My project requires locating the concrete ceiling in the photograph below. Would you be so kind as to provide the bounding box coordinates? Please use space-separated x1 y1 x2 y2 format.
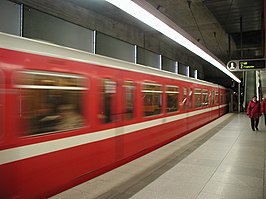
67 0 233 62
146 0 232 62
204 0 264 59
12 0 264 87
65 0 263 85
67 0 263 59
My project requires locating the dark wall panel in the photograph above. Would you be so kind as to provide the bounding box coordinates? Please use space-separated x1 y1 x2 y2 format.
0 0 21 35
162 57 177 73
137 47 160 69
96 32 135 63
23 6 94 52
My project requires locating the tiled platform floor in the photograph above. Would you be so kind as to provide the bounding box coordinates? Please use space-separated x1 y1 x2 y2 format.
51 113 266 199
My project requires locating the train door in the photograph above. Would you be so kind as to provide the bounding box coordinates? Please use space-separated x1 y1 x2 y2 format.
99 76 127 160
118 80 137 158
0 70 3 140
0 69 19 199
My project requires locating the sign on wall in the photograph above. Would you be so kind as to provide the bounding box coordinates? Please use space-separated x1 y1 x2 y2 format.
227 59 266 71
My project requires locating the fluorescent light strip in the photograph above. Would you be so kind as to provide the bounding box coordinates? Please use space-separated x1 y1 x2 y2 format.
105 0 241 83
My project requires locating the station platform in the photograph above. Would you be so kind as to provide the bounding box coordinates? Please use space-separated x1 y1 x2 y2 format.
51 113 266 199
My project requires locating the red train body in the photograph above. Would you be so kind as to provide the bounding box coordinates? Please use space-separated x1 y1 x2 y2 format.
0 32 228 198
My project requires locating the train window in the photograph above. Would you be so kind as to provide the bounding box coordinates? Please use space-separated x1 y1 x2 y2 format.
166 86 179 113
195 88 202 108
189 88 193 109
15 71 87 136
210 90 215 106
209 91 212 106
182 88 187 110
221 91 226 104
202 89 208 107
143 83 162 116
124 81 135 120
100 78 117 123
215 91 219 104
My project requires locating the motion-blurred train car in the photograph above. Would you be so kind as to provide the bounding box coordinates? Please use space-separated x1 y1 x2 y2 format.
0 32 228 198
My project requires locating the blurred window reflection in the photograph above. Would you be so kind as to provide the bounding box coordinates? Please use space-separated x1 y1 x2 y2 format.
99 78 117 124
124 81 135 120
189 88 193 110
166 85 179 113
15 70 87 136
215 91 219 105
195 88 202 108
182 87 187 111
143 83 162 117
210 90 214 106
203 89 208 107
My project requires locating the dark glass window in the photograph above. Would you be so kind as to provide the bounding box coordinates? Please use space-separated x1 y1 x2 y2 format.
195 88 202 108
210 90 215 106
124 81 135 120
100 78 117 123
215 91 219 105
203 89 208 107
166 86 179 113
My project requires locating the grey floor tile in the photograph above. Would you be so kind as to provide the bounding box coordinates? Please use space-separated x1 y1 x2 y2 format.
130 189 187 199
181 157 222 168
216 165 263 179
160 171 211 185
210 172 263 189
220 159 264 170
197 192 244 199
137 180 204 199
170 163 217 177
50 113 266 199
201 181 263 199
50 188 91 199
223 153 265 166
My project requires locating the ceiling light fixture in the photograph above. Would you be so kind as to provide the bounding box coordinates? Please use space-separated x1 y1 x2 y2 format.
105 0 241 83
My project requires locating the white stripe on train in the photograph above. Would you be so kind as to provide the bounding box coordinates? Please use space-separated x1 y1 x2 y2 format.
0 105 226 165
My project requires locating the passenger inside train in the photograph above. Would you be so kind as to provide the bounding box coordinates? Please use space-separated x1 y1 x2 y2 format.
56 104 84 130
36 103 59 133
16 70 86 135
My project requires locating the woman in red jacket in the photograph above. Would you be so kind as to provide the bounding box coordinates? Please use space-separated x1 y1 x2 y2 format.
247 96 261 131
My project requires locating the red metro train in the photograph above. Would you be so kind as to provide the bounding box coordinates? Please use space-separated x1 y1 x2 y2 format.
0 32 228 198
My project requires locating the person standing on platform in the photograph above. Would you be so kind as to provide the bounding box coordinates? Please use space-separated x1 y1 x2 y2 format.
246 96 261 131
261 97 266 126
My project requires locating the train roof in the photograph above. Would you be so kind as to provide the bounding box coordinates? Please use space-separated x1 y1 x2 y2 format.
0 32 225 88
